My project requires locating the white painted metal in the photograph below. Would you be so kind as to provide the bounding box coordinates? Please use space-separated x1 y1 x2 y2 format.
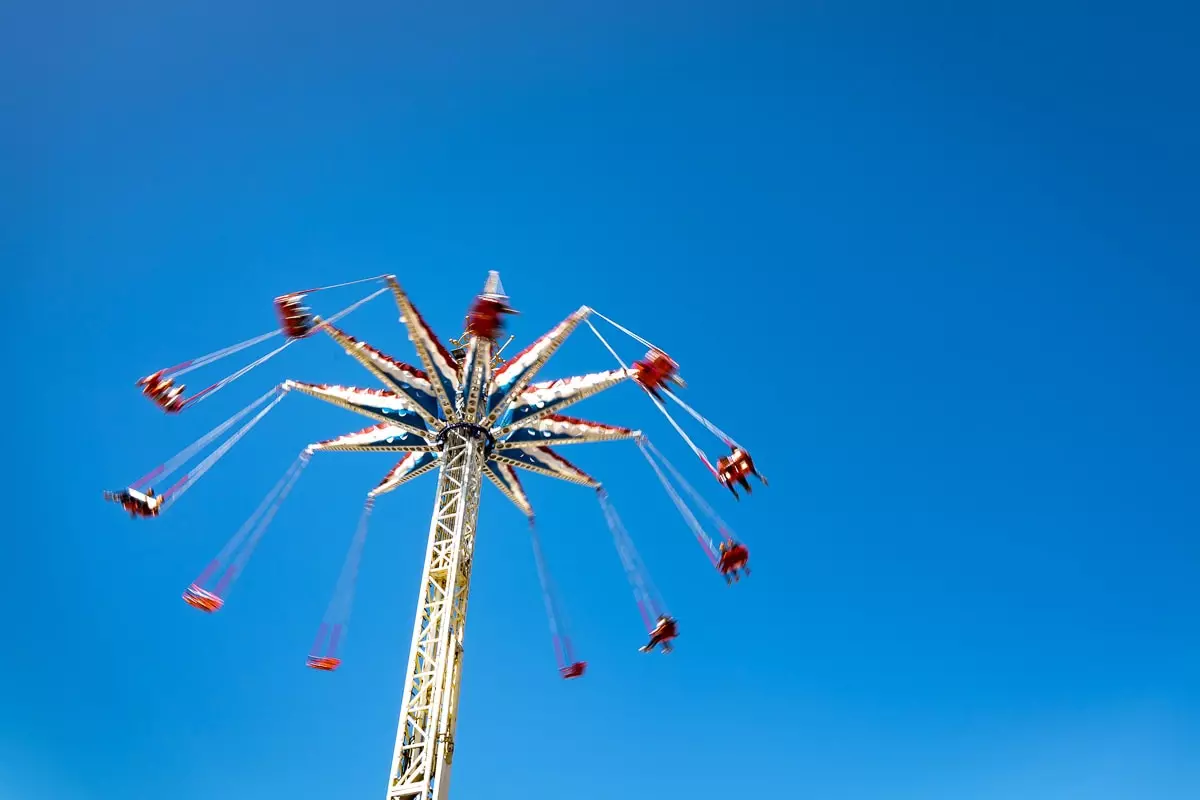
385 426 486 800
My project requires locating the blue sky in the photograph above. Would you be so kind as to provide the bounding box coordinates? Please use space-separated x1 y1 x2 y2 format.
5 2 1199 798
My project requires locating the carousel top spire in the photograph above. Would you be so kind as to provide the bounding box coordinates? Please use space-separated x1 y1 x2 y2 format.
481 270 507 300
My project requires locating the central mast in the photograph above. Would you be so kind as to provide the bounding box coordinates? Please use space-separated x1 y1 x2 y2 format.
386 423 487 800
386 274 501 800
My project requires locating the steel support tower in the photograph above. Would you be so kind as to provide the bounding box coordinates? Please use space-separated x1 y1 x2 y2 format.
385 425 485 800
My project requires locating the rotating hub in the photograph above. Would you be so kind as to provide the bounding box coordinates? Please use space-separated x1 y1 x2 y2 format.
436 422 495 456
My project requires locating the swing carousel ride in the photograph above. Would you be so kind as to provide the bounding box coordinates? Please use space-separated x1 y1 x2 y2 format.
103 272 766 800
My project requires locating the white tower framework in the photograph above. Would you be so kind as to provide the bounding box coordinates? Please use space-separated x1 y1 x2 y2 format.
388 427 483 800
286 273 639 800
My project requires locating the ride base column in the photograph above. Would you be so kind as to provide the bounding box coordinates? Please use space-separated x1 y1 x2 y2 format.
385 426 486 800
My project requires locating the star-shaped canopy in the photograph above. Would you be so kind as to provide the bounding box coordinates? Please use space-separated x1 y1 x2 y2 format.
292 274 639 517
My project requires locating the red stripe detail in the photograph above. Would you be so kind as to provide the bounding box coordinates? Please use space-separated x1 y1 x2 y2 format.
214 565 239 596
636 599 652 633
194 559 221 587
540 413 632 434
164 474 190 497
132 464 164 490
311 623 329 655
181 382 220 407
328 624 343 656
551 635 564 668
405 304 458 369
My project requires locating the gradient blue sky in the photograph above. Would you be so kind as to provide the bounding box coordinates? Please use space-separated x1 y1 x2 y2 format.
5 2 1199 799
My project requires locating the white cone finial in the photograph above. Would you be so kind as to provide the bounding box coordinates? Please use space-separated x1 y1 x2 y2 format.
482 271 506 299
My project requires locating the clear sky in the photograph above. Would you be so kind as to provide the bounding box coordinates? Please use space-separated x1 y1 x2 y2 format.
5 2 1199 799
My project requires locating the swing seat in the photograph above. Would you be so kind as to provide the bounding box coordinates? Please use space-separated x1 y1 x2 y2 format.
719 555 749 574
275 295 316 339
719 454 754 479
139 374 188 413
465 295 517 340
632 350 682 393
560 661 587 679
136 371 166 389
182 584 223 612
159 390 186 413
106 487 163 517
306 655 341 671
652 618 679 642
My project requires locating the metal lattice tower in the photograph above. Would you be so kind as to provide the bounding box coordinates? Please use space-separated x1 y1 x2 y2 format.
386 427 484 800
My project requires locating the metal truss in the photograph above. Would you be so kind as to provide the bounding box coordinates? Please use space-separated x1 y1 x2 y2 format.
386 426 486 800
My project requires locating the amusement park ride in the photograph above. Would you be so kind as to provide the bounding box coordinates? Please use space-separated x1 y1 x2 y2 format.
104 272 765 800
